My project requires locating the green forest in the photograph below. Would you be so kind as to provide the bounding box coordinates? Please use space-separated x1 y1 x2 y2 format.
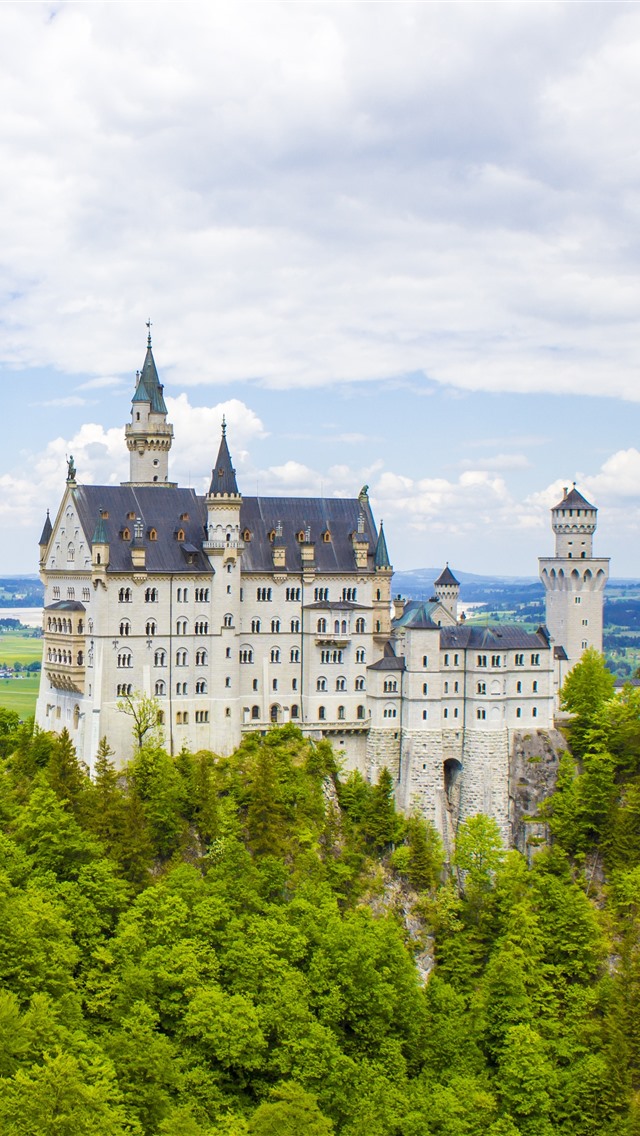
1 650 640 1135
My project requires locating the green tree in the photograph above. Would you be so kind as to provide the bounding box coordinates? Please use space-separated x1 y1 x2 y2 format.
248 1082 333 1135
454 814 505 889
560 648 615 756
117 691 163 749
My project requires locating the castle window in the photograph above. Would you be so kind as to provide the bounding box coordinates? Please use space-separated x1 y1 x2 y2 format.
146 621 156 636
196 680 207 694
155 680 166 696
491 655 502 668
145 587 158 603
516 680 522 694
252 705 260 719
383 706 397 718
119 620 131 636
225 677 231 688
271 619 280 633
443 681 448 693
180 513 189 522
121 528 131 541
291 704 299 718
477 682 486 695
117 651 132 669
53 587 60 600
257 587 272 602
318 706 326 720
286 587 301 602
195 710 209 723
383 679 397 693
176 649 188 666
148 528 157 541
268 530 276 543
317 677 327 691
454 654 459 666
515 653 524 666
176 619 188 635
243 529 252 542
516 707 522 718
422 655 428 667
292 678 298 690
477 654 487 668
355 676 365 691
477 708 486 720
422 709 428 720
270 648 281 663
357 705 365 720
338 705 345 720
582 618 588 626
375 621 381 633
314 587 329 602
176 682 188 695
574 596 581 604
443 708 448 718
322 530 331 543
117 683 133 696
581 639 588 649
290 618 300 633
222 614 232 628
154 649 166 667
195 588 209 602
118 588 132 603
423 682 428 695
355 617 365 633
532 706 538 718
531 653 541 666
239 648 253 664
290 648 300 663
176 529 185 541
356 648 366 663
272 679 278 691
336 676 346 691
317 618 327 633
157 710 165 725
532 680 538 693
443 654 449 666
342 587 357 601
296 530 305 543
250 619 261 634
252 678 258 691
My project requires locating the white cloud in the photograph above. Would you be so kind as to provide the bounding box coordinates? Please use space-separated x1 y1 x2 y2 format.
0 3 638 399
459 452 530 472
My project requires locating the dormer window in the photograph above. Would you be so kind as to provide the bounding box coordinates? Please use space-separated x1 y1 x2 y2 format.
296 530 305 543
176 528 185 542
322 530 331 543
180 513 189 521
242 529 252 542
120 528 131 541
148 528 157 541
268 530 276 543
127 512 136 521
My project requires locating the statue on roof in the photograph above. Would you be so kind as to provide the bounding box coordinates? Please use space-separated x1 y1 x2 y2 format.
66 454 76 482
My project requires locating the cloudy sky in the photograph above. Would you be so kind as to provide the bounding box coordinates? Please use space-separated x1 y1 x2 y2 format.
2 1 640 577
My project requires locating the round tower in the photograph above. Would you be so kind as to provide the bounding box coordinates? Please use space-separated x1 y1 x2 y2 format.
123 325 175 486
539 484 609 683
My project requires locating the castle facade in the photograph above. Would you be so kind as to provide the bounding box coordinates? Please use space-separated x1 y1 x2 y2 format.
35 338 608 845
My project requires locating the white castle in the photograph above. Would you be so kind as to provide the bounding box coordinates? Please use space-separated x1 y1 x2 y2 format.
35 336 609 844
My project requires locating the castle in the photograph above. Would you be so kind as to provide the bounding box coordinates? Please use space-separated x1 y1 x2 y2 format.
35 336 609 846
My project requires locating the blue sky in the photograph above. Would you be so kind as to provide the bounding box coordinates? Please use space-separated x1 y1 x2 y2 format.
2 2 640 576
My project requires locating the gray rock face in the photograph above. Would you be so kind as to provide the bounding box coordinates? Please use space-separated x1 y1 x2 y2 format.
509 728 568 859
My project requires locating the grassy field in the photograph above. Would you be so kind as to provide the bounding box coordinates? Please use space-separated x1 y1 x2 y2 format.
0 632 42 718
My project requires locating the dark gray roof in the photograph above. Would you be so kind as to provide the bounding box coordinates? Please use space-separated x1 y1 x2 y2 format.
439 624 551 651
552 485 595 512
374 523 391 569
74 485 211 575
239 496 379 574
92 512 109 544
434 565 460 587
45 600 86 612
368 654 406 671
394 600 440 630
553 645 569 660
209 424 239 497
39 511 53 546
71 485 381 576
304 600 369 611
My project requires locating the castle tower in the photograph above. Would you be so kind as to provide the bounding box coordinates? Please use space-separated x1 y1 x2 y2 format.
539 484 609 678
123 325 175 486
373 520 393 642
433 564 460 622
203 419 242 564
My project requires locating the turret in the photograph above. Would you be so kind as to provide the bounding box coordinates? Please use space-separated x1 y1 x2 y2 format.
433 564 460 622
539 483 609 689
203 419 243 564
123 324 175 486
38 509 53 569
373 521 393 641
91 510 110 582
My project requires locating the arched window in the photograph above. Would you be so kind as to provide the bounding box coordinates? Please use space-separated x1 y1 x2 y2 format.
145 587 158 603
67 543 75 562
251 619 261 634
318 706 326 721
271 618 280 633
149 528 157 541
357 704 366 720
355 618 365 633
196 649 207 665
317 677 327 691
155 680 166 696
291 704 299 719
176 619 188 635
154 649 166 667
334 620 340 634
290 618 300 633
383 679 397 693
270 704 280 723
146 621 156 636
317 618 327 633
117 651 132 669
355 676 365 691
223 614 233 628
336 676 346 691
337 705 345 720
176 649 188 666
196 680 207 694
356 648 366 663
239 648 253 664
270 648 281 663
252 705 260 720
119 588 132 603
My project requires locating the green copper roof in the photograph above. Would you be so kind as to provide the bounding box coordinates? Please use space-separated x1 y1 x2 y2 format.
374 522 391 569
209 421 240 497
132 344 168 415
92 512 109 544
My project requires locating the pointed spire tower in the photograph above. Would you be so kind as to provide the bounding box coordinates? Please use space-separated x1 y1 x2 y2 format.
204 418 243 565
433 564 460 622
123 323 175 486
373 520 393 643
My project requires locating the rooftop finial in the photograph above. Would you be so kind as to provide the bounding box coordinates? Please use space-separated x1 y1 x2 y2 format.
222 415 227 437
146 318 152 347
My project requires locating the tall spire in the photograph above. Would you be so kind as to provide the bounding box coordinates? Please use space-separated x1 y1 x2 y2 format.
123 327 174 486
374 521 391 569
38 509 53 547
208 420 240 497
